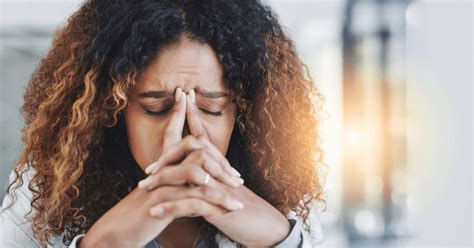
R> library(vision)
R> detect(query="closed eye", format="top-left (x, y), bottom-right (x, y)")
top-left (143, 108), bottom-right (170, 116)
top-left (143, 107), bottom-right (223, 117)
top-left (199, 108), bottom-right (223, 117)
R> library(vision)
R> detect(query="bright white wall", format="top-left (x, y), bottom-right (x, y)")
top-left (405, 1), bottom-right (473, 246)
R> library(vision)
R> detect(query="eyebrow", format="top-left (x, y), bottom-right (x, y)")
top-left (138, 89), bottom-right (229, 99)
top-left (138, 91), bottom-right (172, 98)
top-left (199, 89), bottom-right (229, 98)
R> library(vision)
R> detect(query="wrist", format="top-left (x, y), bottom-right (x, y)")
top-left (79, 230), bottom-right (118, 248)
top-left (79, 233), bottom-right (103, 248)
top-left (78, 234), bottom-right (94, 248)
top-left (242, 218), bottom-right (292, 247)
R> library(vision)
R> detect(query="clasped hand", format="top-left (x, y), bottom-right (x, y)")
top-left (81, 88), bottom-right (291, 247)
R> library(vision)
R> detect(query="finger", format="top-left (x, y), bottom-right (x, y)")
top-left (150, 185), bottom-right (245, 211)
top-left (145, 135), bottom-right (203, 174)
top-left (149, 197), bottom-right (231, 219)
top-left (185, 90), bottom-right (241, 178)
top-left (139, 163), bottom-right (210, 189)
top-left (143, 149), bottom-right (243, 189)
top-left (182, 148), bottom-right (243, 188)
top-left (146, 135), bottom-right (241, 179)
top-left (139, 155), bottom-right (243, 190)
top-left (162, 88), bottom-right (187, 150)
top-left (199, 138), bottom-right (242, 178)
top-left (144, 89), bottom-right (208, 175)
top-left (186, 89), bottom-right (208, 138)
top-left (144, 88), bottom-right (186, 174)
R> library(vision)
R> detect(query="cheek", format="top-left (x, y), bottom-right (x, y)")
top-left (124, 103), bottom-right (166, 170)
top-left (201, 112), bottom-right (235, 155)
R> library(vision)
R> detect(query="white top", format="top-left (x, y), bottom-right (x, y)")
top-left (1, 167), bottom-right (325, 247)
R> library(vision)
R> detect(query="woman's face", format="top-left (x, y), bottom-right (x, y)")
top-left (124, 35), bottom-right (236, 171)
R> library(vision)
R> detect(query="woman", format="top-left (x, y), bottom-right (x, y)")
top-left (1, 0), bottom-right (326, 247)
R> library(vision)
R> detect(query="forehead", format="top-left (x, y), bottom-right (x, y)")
top-left (136, 35), bottom-right (227, 92)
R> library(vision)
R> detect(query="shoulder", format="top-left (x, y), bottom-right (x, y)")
top-left (2, 165), bottom-right (38, 212)
top-left (0, 166), bottom-right (66, 247)
top-left (1, 166), bottom-right (41, 246)
top-left (1, 165), bottom-right (38, 223)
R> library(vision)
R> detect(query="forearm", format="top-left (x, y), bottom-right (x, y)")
top-left (240, 217), bottom-right (292, 247)
top-left (76, 230), bottom-right (131, 248)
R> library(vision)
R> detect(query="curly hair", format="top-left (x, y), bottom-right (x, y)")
top-left (4, 0), bottom-right (326, 246)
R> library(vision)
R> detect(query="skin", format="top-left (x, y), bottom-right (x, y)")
top-left (81, 34), bottom-right (291, 248)
top-left (125, 34), bottom-right (237, 169)
top-left (126, 34), bottom-right (240, 247)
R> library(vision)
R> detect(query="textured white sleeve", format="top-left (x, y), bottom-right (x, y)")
top-left (273, 218), bottom-right (305, 247)
top-left (68, 234), bottom-right (86, 248)
top-left (0, 167), bottom-right (44, 247)
top-left (273, 210), bottom-right (325, 248)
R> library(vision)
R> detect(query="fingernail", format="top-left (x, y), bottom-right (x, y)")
top-left (150, 206), bottom-right (164, 215)
top-left (236, 178), bottom-right (244, 185)
top-left (138, 177), bottom-right (152, 189)
top-left (145, 161), bottom-right (157, 174)
top-left (230, 167), bottom-right (241, 177)
top-left (175, 87), bottom-right (182, 102)
top-left (149, 157), bottom-right (163, 174)
top-left (189, 89), bottom-right (196, 103)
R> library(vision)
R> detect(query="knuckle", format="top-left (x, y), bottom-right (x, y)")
top-left (215, 191), bottom-right (227, 205)
top-left (201, 186), bottom-right (218, 200)
top-left (191, 139), bottom-right (203, 150)
top-left (208, 165), bottom-right (222, 179)
top-left (203, 140), bottom-right (214, 152)
top-left (198, 186), bottom-right (209, 196)
top-left (150, 186), bottom-right (167, 201)
top-left (186, 165), bottom-right (200, 179)
top-left (165, 204), bottom-right (176, 213)
top-left (197, 134), bottom-right (207, 142)
top-left (195, 148), bottom-right (207, 161)
top-left (185, 136), bottom-right (202, 149)
top-left (149, 190), bottom-right (162, 203)
top-left (192, 199), bottom-right (205, 212)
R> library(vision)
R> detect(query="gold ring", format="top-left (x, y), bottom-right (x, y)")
top-left (204, 173), bottom-right (210, 185)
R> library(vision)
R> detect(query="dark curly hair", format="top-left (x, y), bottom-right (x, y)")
top-left (4, 0), bottom-right (326, 246)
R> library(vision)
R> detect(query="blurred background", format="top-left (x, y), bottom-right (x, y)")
top-left (0, 0), bottom-right (472, 247)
